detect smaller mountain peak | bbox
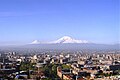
[30,40,40,44]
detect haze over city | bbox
[0,0,119,45]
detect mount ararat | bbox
[30,36,89,44]
[28,36,119,50]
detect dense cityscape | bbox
[0,49,120,80]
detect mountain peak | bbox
[30,36,89,44]
[52,36,89,44]
[60,36,73,40]
[30,40,40,44]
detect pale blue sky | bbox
[0,0,119,45]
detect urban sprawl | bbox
[0,50,120,80]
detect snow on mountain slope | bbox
[30,36,89,44]
[51,36,89,44]
[30,40,40,44]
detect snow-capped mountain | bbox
[30,40,40,44]
[26,37,119,50]
[51,36,89,44]
[30,36,89,44]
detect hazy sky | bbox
[0,0,119,45]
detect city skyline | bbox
[0,0,119,45]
